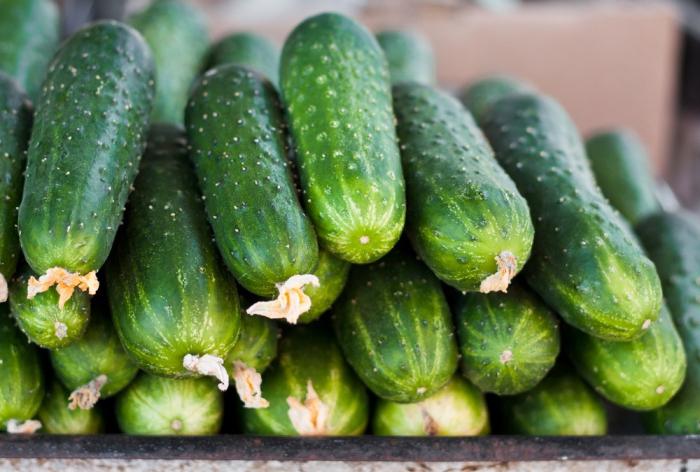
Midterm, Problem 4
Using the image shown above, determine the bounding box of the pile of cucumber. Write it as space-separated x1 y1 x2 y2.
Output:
0 0 697 437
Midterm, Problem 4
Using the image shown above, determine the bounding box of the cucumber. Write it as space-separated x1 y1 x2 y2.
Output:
373 376 488 436
49 305 138 409
567 304 686 411
332 247 458 403
586 129 660 225
0 0 59 101
0 306 44 432
107 124 240 387
457 75 532 125
0 72 32 302
483 93 662 341
37 380 104 434
17 21 155 306
455 283 560 395
393 82 533 293
499 365 607 435
129 0 209 125
241 325 369 436
299 249 350 323
116 373 223 435
187 65 318 323
280 13 405 264
636 210 700 433
9 263 91 348
204 32 280 86
376 30 435 85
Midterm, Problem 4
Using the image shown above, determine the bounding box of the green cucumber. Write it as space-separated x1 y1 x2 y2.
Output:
226 313 278 374
0 306 44 432
393 82 533 292
586 129 660 225
129 0 209 125
455 283 560 395
37 380 104 434
242 325 369 436
0 72 32 302
116 373 223 435
376 30 435 85
636 210 700 433
204 32 280 86
499 365 607 435
457 75 532 125
280 12 405 264
107 124 240 382
567 305 686 411
9 263 91 348
0 0 59 101
186 65 318 309
483 93 662 341
333 247 458 403
373 376 488 436
299 249 350 323
17 21 155 301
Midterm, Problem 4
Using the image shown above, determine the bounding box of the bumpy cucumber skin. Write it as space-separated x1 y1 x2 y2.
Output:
499 366 607 435
129 0 208 125
280 13 406 264
0 0 59 101
116 373 223 435
586 129 660 225
226 314 278 374
567 304 685 411
242 325 369 435
393 83 533 292
299 249 351 323
373 376 489 436
457 75 532 125
333 247 458 403
187 65 318 297
18 21 155 276
376 30 435 85
9 263 91 348
0 73 31 286
0 306 44 430
50 308 138 399
205 32 280 86
636 211 700 434
107 125 240 377
483 93 662 341
455 283 560 395
37 380 104 434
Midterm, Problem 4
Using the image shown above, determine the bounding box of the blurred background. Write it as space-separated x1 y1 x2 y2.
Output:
56 0 699 211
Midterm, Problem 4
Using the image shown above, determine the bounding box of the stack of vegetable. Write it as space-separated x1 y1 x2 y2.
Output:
0 0 698 437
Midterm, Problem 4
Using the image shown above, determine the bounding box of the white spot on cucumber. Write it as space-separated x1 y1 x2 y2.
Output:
359 235 370 245
656 385 665 395
54 322 67 340
642 319 651 330
171 419 183 432
499 349 513 364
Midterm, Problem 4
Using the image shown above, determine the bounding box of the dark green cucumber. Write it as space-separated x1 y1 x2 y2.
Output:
499 365 607 435
299 249 350 323
393 82 533 292
129 0 209 125
483 93 662 341
455 283 560 395
0 72 32 301
586 129 660 225
107 124 240 379
333 247 458 403
0 306 44 431
280 13 405 264
187 65 318 299
204 32 280 86
373 376 488 436
116 373 223 435
636 210 700 434
376 30 435 85
37 380 104 434
226 313 278 374
18 21 155 284
9 263 91 348
0 0 59 100
242 325 369 435
457 75 532 125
